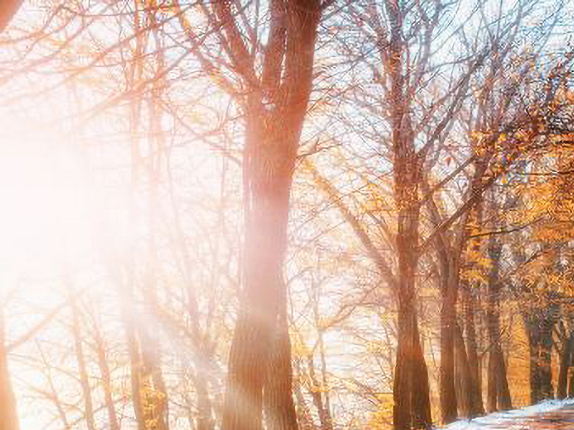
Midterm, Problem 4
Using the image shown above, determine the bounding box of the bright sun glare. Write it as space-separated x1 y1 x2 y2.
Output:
0 146 98 283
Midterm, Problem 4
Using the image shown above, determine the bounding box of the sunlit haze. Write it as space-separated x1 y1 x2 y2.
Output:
1 1 574 430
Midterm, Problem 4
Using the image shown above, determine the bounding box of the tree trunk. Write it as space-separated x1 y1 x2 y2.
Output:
557 335 571 399
440 288 458 423
221 2 321 430
195 371 214 430
392 163 432 430
463 284 485 416
264 312 298 430
0 312 19 430
486 236 512 412
454 322 472 418
439 258 458 424
526 315 542 404
387 0 431 427
0 0 22 32
496 349 513 410
94 325 120 430
70 296 96 430
539 309 555 401
568 347 574 397
222 159 292 430
525 306 556 404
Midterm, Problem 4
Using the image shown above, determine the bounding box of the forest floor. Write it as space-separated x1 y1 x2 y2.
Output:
440 399 574 429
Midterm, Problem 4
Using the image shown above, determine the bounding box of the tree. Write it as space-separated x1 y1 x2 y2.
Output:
0 0 22 32
172 1 331 429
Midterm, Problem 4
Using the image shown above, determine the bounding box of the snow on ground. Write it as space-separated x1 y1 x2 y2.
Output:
437 398 574 429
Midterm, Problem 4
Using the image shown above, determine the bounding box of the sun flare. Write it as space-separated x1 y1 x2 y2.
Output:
0 146 98 280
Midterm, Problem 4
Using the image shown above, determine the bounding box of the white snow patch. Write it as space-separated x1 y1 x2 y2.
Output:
437 398 574 429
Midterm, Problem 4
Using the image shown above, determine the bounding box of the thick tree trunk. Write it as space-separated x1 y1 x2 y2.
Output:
496 349 513 410
221 3 321 430
392 189 432 430
222 144 296 430
392 155 432 430
486 237 512 412
264 312 298 430
538 309 555 401
386 0 431 427
393 301 432 430
527 319 542 404
0 0 22 32
525 306 556 404
440 285 458 423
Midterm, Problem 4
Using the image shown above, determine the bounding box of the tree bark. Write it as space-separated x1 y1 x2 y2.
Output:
439 257 458 424
557 335 571 399
0 0 22 32
93 325 120 430
386 0 432 428
486 236 512 412
568 347 574 398
462 284 485 416
70 296 96 430
221 2 321 430
0 312 19 430
454 322 472 418
524 304 556 404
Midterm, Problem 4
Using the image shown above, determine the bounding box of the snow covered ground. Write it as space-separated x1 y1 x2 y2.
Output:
438 398 574 429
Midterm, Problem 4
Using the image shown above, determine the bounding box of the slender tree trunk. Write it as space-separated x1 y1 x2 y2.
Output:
70 296 96 430
526 314 542 404
307 352 332 430
0 312 19 430
463 284 485 416
557 335 571 399
539 308 555 401
293 382 314 430
317 330 333 430
0 9 26 430
138 27 170 428
195 371 214 430
568 346 574 397
440 258 458 424
310 283 333 430
94 326 120 430
126 308 146 430
454 322 472 418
